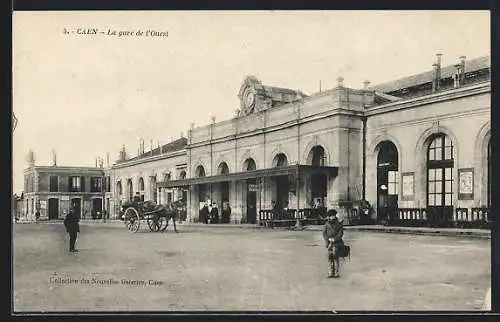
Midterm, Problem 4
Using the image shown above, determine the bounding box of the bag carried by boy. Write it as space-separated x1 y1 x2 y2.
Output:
337 244 351 261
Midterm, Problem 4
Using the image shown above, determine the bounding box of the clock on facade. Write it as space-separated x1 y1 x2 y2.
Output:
245 91 255 109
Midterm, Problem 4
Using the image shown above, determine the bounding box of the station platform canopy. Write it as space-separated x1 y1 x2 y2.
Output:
157 164 338 189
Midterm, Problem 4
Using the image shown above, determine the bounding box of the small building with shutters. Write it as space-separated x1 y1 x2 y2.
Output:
23 165 106 220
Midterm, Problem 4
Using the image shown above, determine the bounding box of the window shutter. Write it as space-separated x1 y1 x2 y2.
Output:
81 176 85 192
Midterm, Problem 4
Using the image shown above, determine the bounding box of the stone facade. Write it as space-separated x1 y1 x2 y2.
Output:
22 166 106 220
105 138 188 218
25 55 490 226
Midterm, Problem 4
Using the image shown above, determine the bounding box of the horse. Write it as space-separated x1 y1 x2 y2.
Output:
142 200 185 233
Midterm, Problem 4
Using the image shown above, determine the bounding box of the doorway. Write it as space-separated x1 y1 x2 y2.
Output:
48 198 59 219
93 198 102 218
246 179 257 224
376 141 398 224
275 176 289 210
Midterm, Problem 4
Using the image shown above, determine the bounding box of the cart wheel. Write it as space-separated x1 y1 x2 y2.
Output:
147 218 161 232
124 207 140 233
159 217 168 232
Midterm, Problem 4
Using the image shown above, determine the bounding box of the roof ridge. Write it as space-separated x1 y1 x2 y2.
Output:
372 55 490 93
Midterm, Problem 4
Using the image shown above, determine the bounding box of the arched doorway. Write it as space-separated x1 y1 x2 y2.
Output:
195 165 208 210
426 133 454 227
272 153 289 211
243 158 257 224
308 146 327 208
48 198 59 220
217 162 230 223
127 179 133 201
376 141 399 224
150 176 157 203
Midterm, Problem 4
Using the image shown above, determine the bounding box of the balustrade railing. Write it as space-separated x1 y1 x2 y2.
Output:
393 207 490 229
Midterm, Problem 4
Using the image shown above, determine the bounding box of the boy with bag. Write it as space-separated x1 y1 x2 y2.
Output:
322 209 345 278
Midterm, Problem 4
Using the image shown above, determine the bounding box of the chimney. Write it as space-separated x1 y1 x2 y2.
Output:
210 115 216 124
26 149 36 166
433 53 443 92
459 55 466 85
453 63 461 88
363 80 370 90
336 76 344 87
180 131 184 138
150 139 153 156
52 149 57 166
432 63 439 92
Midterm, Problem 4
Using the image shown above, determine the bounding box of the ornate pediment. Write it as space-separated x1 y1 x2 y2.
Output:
237 75 308 117
237 75 262 116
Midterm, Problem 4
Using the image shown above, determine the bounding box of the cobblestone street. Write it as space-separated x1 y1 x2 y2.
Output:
13 222 491 312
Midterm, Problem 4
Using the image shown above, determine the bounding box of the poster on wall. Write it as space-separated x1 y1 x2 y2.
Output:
458 168 474 200
402 173 414 200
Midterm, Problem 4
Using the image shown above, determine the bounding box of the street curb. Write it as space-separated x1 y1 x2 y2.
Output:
14 221 490 238
342 227 491 239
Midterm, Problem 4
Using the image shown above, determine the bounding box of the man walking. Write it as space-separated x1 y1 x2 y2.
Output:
322 209 344 278
64 209 80 252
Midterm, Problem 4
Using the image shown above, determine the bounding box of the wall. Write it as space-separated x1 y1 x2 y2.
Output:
365 87 490 218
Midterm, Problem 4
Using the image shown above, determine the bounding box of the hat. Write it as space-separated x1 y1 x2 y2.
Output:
327 209 338 218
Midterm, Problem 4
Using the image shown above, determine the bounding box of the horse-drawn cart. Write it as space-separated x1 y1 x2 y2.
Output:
121 200 179 233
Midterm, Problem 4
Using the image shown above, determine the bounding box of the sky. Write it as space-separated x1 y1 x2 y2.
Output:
12 10 490 194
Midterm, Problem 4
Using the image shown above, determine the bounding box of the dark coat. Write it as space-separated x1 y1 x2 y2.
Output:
323 218 343 247
200 206 209 223
64 212 80 234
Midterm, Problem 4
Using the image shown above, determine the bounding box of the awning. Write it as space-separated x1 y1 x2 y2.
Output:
157 164 338 188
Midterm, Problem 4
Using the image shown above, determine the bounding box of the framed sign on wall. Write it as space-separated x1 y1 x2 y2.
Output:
401 172 414 201
458 168 474 200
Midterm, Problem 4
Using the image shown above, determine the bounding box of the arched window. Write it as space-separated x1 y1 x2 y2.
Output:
179 170 186 180
273 153 288 167
116 181 122 195
127 179 133 201
195 165 206 177
311 146 326 166
138 177 145 191
427 134 454 208
217 162 230 175
243 158 256 171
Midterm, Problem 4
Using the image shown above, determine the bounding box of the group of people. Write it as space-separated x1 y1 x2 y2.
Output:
199 201 232 224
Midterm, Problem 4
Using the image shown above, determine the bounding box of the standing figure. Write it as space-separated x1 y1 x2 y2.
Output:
133 192 141 203
222 202 231 224
322 209 344 278
210 203 219 224
64 209 80 252
200 204 209 224
35 210 40 222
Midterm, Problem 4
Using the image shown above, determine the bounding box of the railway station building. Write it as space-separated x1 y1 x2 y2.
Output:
36 53 489 227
